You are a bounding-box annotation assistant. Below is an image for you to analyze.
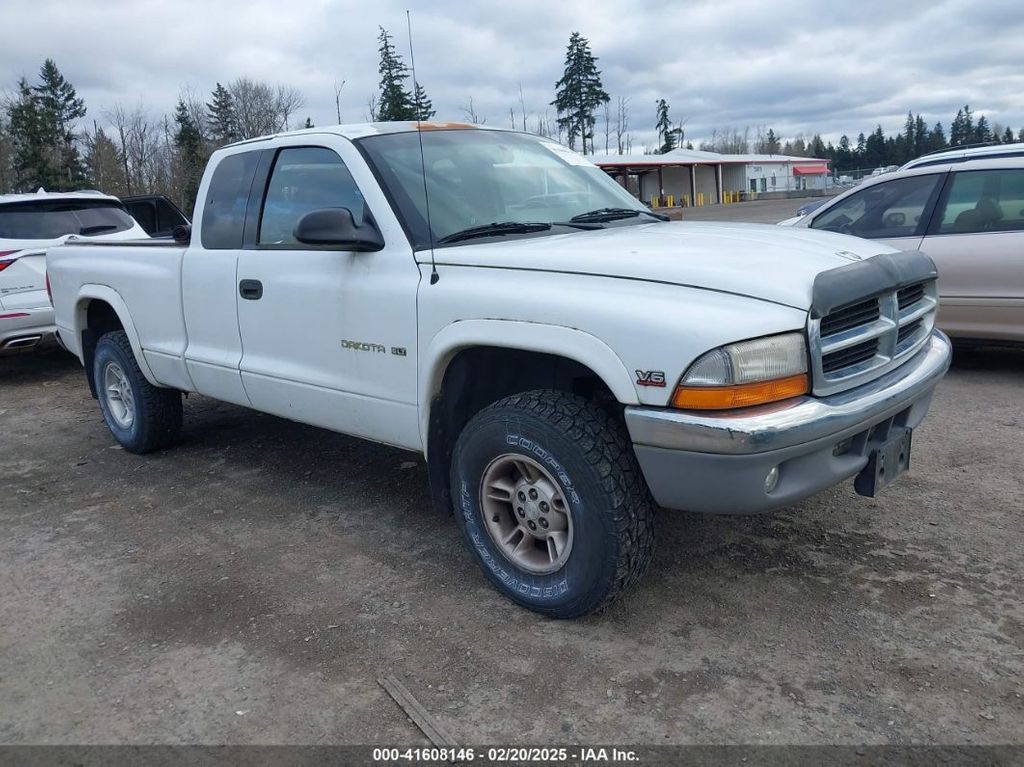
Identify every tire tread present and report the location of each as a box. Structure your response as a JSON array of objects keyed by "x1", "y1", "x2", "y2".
[{"x1": 468, "y1": 389, "x2": 656, "y2": 617}]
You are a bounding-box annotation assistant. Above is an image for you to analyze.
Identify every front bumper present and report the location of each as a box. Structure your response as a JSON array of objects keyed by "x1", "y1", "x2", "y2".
[{"x1": 625, "y1": 330, "x2": 952, "y2": 514}]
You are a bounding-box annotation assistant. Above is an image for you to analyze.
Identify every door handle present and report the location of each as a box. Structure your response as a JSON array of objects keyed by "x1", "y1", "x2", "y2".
[{"x1": 239, "y1": 279, "x2": 263, "y2": 300}]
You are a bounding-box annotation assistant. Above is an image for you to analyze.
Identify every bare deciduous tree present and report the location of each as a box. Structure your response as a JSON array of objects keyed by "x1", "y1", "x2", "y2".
[
  {"x1": 615, "y1": 96, "x2": 631, "y2": 155},
  {"x1": 460, "y1": 96, "x2": 485, "y2": 124},
  {"x1": 334, "y1": 80, "x2": 345, "y2": 124},
  {"x1": 228, "y1": 78, "x2": 305, "y2": 138}
]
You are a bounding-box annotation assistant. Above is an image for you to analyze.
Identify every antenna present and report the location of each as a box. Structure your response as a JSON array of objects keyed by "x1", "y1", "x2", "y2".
[{"x1": 406, "y1": 10, "x2": 438, "y2": 285}]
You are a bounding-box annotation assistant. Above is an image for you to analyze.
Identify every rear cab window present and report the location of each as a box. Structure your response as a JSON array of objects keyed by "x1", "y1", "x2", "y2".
[
  {"x1": 201, "y1": 151, "x2": 260, "y2": 249},
  {"x1": 0, "y1": 200, "x2": 136, "y2": 239}
]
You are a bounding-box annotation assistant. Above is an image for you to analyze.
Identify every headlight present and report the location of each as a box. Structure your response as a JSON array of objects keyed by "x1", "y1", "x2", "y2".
[{"x1": 671, "y1": 332, "x2": 809, "y2": 410}]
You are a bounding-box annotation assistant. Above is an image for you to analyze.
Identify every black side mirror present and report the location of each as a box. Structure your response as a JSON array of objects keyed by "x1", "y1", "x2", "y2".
[{"x1": 293, "y1": 208, "x2": 384, "y2": 251}]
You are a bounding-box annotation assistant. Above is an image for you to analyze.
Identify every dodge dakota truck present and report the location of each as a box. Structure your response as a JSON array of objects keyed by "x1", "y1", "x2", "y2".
[{"x1": 47, "y1": 122, "x2": 952, "y2": 617}]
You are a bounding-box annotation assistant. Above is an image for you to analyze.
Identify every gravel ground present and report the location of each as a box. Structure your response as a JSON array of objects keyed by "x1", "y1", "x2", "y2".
[
  {"x1": 1, "y1": 211, "x2": 1021, "y2": 746},
  {"x1": 666, "y1": 195, "x2": 838, "y2": 224}
]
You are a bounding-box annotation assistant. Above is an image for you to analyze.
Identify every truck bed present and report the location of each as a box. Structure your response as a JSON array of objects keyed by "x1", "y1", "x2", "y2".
[{"x1": 47, "y1": 240, "x2": 189, "y2": 370}]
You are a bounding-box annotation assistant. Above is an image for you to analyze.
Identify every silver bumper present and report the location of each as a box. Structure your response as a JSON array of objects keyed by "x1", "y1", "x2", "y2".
[{"x1": 625, "y1": 330, "x2": 952, "y2": 513}]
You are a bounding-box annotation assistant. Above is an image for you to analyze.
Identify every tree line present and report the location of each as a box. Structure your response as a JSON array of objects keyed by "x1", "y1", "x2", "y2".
[
  {"x1": 3, "y1": 33, "x2": 1022, "y2": 210},
  {"x1": 698, "y1": 106, "x2": 1024, "y2": 173}
]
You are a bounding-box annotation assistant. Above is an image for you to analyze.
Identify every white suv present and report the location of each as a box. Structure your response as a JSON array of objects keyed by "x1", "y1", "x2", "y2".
[{"x1": 0, "y1": 190, "x2": 148, "y2": 354}]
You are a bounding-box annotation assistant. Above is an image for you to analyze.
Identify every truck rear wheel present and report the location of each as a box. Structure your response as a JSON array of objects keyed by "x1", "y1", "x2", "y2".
[
  {"x1": 94, "y1": 330, "x2": 182, "y2": 454},
  {"x1": 450, "y1": 390, "x2": 655, "y2": 618}
]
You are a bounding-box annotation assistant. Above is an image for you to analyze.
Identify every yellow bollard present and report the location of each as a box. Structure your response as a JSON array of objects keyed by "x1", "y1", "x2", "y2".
[
  {"x1": 651, "y1": 195, "x2": 661, "y2": 208},
  {"x1": 697, "y1": 193, "x2": 705, "y2": 206},
  {"x1": 665, "y1": 194, "x2": 675, "y2": 207},
  {"x1": 683, "y1": 194, "x2": 690, "y2": 207}
]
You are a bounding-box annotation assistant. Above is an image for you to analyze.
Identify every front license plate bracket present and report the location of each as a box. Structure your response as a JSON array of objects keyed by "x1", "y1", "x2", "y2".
[{"x1": 854, "y1": 426, "x2": 912, "y2": 497}]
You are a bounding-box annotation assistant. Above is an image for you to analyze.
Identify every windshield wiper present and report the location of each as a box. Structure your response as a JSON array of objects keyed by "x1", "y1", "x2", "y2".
[
  {"x1": 570, "y1": 207, "x2": 670, "y2": 223},
  {"x1": 79, "y1": 224, "x2": 120, "y2": 235},
  {"x1": 436, "y1": 221, "x2": 552, "y2": 244}
]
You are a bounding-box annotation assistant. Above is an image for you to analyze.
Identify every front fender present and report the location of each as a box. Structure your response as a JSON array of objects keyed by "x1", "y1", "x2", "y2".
[{"x1": 420, "y1": 319, "x2": 638, "y2": 449}]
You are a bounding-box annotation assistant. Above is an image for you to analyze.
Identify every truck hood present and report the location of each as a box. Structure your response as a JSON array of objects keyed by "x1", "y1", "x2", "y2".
[{"x1": 423, "y1": 221, "x2": 895, "y2": 310}]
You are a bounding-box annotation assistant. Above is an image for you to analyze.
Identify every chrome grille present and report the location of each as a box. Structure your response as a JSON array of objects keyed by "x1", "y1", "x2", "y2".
[
  {"x1": 819, "y1": 298, "x2": 881, "y2": 337},
  {"x1": 809, "y1": 281, "x2": 937, "y2": 395}
]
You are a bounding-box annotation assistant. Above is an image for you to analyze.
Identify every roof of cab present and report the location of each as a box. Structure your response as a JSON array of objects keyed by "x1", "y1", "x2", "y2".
[{"x1": 225, "y1": 121, "x2": 506, "y2": 148}]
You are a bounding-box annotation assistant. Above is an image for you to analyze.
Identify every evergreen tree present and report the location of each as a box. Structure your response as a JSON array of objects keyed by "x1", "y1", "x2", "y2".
[
  {"x1": 903, "y1": 111, "x2": 915, "y2": 162},
  {"x1": 927, "y1": 123, "x2": 947, "y2": 153},
  {"x1": 376, "y1": 27, "x2": 417, "y2": 121},
  {"x1": 6, "y1": 78, "x2": 48, "y2": 190},
  {"x1": 34, "y1": 58, "x2": 87, "y2": 188},
  {"x1": 654, "y1": 99, "x2": 678, "y2": 154},
  {"x1": 551, "y1": 32, "x2": 609, "y2": 154},
  {"x1": 174, "y1": 98, "x2": 203, "y2": 207},
  {"x1": 759, "y1": 128, "x2": 781, "y2": 155},
  {"x1": 5, "y1": 61, "x2": 88, "y2": 190},
  {"x1": 864, "y1": 126, "x2": 885, "y2": 167},
  {"x1": 950, "y1": 105, "x2": 974, "y2": 146},
  {"x1": 412, "y1": 83, "x2": 435, "y2": 121},
  {"x1": 914, "y1": 114, "x2": 928, "y2": 157},
  {"x1": 1002, "y1": 126, "x2": 1015, "y2": 144},
  {"x1": 974, "y1": 115, "x2": 991, "y2": 143},
  {"x1": 84, "y1": 126, "x2": 125, "y2": 196},
  {"x1": 206, "y1": 83, "x2": 237, "y2": 145}
]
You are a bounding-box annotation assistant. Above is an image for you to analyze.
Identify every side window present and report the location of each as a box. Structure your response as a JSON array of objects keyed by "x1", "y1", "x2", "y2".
[
  {"x1": 156, "y1": 198, "x2": 189, "y2": 231},
  {"x1": 811, "y1": 174, "x2": 941, "y2": 239},
  {"x1": 201, "y1": 151, "x2": 260, "y2": 249},
  {"x1": 258, "y1": 147, "x2": 366, "y2": 246},
  {"x1": 934, "y1": 169, "x2": 1024, "y2": 235}
]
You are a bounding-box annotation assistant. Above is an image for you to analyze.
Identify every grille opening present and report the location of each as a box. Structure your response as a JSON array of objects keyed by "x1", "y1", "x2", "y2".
[
  {"x1": 897, "y1": 283, "x2": 926, "y2": 309},
  {"x1": 822, "y1": 338, "x2": 878, "y2": 374},
  {"x1": 897, "y1": 318, "x2": 924, "y2": 346},
  {"x1": 820, "y1": 298, "x2": 881, "y2": 337}
]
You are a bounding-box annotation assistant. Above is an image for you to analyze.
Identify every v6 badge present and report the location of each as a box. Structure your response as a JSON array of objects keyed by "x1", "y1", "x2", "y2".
[{"x1": 635, "y1": 370, "x2": 666, "y2": 387}]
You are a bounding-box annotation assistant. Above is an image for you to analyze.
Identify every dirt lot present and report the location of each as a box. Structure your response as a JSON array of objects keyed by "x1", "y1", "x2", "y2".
[{"x1": 2, "y1": 206, "x2": 1022, "y2": 746}]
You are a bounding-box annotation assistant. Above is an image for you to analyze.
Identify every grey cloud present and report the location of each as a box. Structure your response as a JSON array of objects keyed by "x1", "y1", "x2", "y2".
[{"x1": 1, "y1": 0, "x2": 1021, "y2": 150}]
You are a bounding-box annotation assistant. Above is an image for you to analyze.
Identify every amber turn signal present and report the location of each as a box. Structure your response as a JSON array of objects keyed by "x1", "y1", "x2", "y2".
[{"x1": 671, "y1": 373, "x2": 809, "y2": 410}]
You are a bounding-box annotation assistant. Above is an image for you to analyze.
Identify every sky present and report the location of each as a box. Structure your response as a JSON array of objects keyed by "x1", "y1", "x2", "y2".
[{"x1": 2, "y1": 0, "x2": 1023, "y2": 152}]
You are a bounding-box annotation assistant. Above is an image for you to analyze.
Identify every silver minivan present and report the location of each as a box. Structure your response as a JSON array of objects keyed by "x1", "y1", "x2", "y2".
[{"x1": 781, "y1": 145, "x2": 1024, "y2": 345}]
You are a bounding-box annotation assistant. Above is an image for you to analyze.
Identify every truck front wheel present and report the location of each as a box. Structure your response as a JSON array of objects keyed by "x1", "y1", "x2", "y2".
[
  {"x1": 94, "y1": 330, "x2": 182, "y2": 454},
  {"x1": 450, "y1": 390, "x2": 655, "y2": 618}
]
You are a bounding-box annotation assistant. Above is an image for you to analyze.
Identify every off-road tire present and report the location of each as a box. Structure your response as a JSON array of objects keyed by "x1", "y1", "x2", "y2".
[
  {"x1": 94, "y1": 330, "x2": 182, "y2": 454},
  {"x1": 450, "y1": 389, "x2": 656, "y2": 618}
]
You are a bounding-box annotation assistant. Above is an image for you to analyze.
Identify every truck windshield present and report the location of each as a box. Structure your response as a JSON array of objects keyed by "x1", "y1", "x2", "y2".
[
  {"x1": 357, "y1": 129, "x2": 652, "y2": 249},
  {"x1": 0, "y1": 200, "x2": 136, "y2": 240}
]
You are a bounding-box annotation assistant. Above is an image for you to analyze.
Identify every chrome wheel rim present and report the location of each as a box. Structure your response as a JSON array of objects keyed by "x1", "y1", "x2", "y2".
[
  {"x1": 103, "y1": 361, "x2": 135, "y2": 429},
  {"x1": 480, "y1": 453, "x2": 574, "y2": 575}
]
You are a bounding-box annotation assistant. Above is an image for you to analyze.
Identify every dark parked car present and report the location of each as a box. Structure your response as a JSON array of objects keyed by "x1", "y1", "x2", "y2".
[{"x1": 120, "y1": 195, "x2": 190, "y2": 238}]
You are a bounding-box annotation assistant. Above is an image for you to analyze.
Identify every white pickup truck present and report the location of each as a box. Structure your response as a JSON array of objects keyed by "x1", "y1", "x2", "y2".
[{"x1": 48, "y1": 122, "x2": 952, "y2": 617}]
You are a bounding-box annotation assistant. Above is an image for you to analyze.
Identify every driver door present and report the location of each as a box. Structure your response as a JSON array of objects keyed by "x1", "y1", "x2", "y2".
[{"x1": 235, "y1": 141, "x2": 421, "y2": 449}]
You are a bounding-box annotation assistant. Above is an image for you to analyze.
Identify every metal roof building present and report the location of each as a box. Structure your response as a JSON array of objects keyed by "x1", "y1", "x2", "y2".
[{"x1": 589, "y1": 149, "x2": 831, "y2": 208}]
